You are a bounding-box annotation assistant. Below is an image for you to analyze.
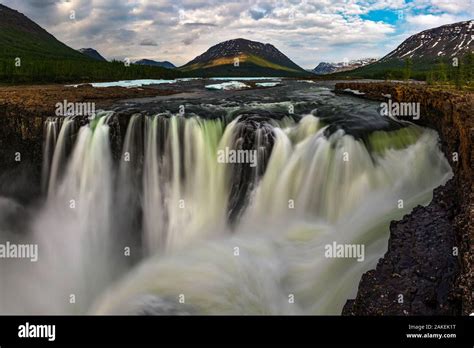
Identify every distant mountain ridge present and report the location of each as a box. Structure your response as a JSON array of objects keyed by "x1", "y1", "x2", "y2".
[
  {"x1": 78, "y1": 48, "x2": 107, "y2": 62},
  {"x1": 313, "y1": 58, "x2": 378, "y2": 75},
  {"x1": 180, "y1": 38, "x2": 308, "y2": 77},
  {"x1": 313, "y1": 62, "x2": 338, "y2": 75},
  {"x1": 135, "y1": 59, "x2": 176, "y2": 69}
]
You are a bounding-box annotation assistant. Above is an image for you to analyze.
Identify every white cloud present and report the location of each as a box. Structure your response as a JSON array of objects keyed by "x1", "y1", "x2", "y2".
[
  {"x1": 406, "y1": 13, "x2": 472, "y2": 32},
  {"x1": 1, "y1": 0, "x2": 472, "y2": 68},
  {"x1": 430, "y1": 0, "x2": 474, "y2": 14}
]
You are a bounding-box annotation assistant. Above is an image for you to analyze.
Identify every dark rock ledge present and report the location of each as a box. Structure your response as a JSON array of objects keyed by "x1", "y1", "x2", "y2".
[
  {"x1": 0, "y1": 85, "x2": 177, "y2": 202},
  {"x1": 336, "y1": 82, "x2": 473, "y2": 315}
]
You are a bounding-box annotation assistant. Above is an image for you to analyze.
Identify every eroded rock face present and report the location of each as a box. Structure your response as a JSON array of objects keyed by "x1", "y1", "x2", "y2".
[
  {"x1": 0, "y1": 106, "x2": 44, "y2": 202},
  {"x1": 0, "y1": 85, "x2": 171, "y2": 202},
  {"x1": 227, "y1": 113, "x2": 276, "y2": 224},
  {"x1": 343, "y1": 180, "x2": 460, "y2": 315},
  {"x1": 336, "y1": 82, "x2": 473, "y2": 315}
]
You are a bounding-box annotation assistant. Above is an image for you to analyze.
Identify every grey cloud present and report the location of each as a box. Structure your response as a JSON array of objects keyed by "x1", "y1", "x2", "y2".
[
  {"x1": 23, "y1": 0, "x2": 60, "y2": 8},
  {"x1": 115, "y1": 29, "x2": 137, "y2": 41},
  {"x1": 288, "y1": 41, "x2": 303, "y2": 48},
  {"x1": 174, "y1": 0, "x2": 226, "y2": 11},
  {"x1": 249, "y1": 8, "x2": 267, "y2": 20},
  {"x1": 183, "y1": 22, "x2": 217, "y2": 27},
  {"x1": 140, "y1": 39, "x2": 158, "y2": 46},
  {"x1": 182, "y1": 33, "x2": 201, "y2": 45},
  {"x1": 248, "y1": 2, "x2": 275, "y2": 20}
]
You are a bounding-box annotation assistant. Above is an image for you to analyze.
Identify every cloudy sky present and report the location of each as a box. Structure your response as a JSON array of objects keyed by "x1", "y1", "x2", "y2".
[{"x1": 2, "y1": 0, "x2": 473, "y2": 68}]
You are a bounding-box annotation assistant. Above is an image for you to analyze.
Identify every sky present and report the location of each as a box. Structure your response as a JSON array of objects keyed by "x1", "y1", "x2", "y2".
[{"x1": 1, "y1": 0, "x2": 473, "y2": 68}]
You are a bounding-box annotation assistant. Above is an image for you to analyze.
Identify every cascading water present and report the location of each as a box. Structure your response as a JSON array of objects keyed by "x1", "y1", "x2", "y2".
[
  {"x1": 0, "y1": 106, "x2": 452, "y2": 315},
  {"x1": 41, "y1": 117, "x2": 59, "y2": 193},
  {"x1": 90, "y1": 115, "x2": 451, "y2": 315},
  {"x1": 142, "y1": 115, "x2": 231, "y2": 253},
  {"x1": 47, "y1": 116, "x2": 76, "y2": 197},
  {"x1": 1, "y1": 112, "x2": 117, "y2": 313}
]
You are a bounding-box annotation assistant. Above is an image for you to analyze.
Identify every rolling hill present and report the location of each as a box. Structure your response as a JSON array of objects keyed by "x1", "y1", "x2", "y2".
[{"x1": 180, "y1": 38, "x2": 309, "y2": 77}]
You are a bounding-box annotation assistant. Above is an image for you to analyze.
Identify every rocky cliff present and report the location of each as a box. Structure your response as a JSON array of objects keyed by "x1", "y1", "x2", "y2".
[
  {"x1": 0, "y1": 85, "x2": 176, "y2": 202},
  {"x1": 336, "y1": 82, "x2": 473, "y2": 315}
]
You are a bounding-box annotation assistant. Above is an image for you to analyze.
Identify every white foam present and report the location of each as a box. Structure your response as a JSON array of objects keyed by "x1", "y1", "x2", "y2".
[
  {"x1": 255, "y1": 82, "x2": 281, "y2": 87},
  {"x1": 69, "y1": 79, "x2": 177, "y2": 88},
  {"x1": 205, "y1": 81, "x2": 250, "y2": 90},
  {"x1": 343, "y1": 88, "x2": 365, "y2": 96},
  {"x1": 209, "y1": 77, "x2": 282, "y2": 81}
]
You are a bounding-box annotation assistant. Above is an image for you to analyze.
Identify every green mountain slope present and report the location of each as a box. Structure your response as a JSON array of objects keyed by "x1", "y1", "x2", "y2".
[
  {"x1": 180, "y1": 38, "x2": 309, "y2": 77},
  {"x1": 0, "y1": 4, "x2": 181, "y2": 83},
  {"x1": 0, "y1": 5, "x2": 90, "y2": 61}
]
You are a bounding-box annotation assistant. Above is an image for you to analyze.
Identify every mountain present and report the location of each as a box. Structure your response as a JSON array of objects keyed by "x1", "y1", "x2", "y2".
[
  {"x1": 180, "y1": 38, "x2": 308, "y2": 77},
  {"x1": 382, "y1": 20, "x2": 473, "y2": 61},
  {"x1": 313, "y1": 58, "x2": 378, "y2": 75},
  {"x1": 0, "y1": 4, "x2": 180, "y2": 83},
  {"x1": 78, "y1": 48, "x2": 107, "y2": 62},
  {"x1": 0, "y1": 4, "x2": 90, "y2": 61},
  {"x1": 339, "y1": 20, "x2": 474, "y2": 79},
  {"x1": 135, "y1": 59, "x2": 176, "y2": 69},
  {"x1": 313, "y1": 62, "x2": 338, "y2": 75}
]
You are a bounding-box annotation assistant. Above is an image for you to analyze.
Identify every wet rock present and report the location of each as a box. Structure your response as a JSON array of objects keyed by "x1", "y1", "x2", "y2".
[
  {"x1": 227, "y1": 113, "x2": 276, "y2": 224},
  {"x1": 0, "y1": 85, "x2": 176, "y2": 201},
  {"x1": 337, "y1": 82, "x2": 473, "y2": 315},
  {"x1": 0, "y1": 196, "x2": 28, "y2": 234}
]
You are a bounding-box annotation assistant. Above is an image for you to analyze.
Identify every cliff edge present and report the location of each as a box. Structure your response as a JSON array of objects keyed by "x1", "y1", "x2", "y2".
[{"x1": 336, "y1": 82, "x2": 473, "y2": 315}]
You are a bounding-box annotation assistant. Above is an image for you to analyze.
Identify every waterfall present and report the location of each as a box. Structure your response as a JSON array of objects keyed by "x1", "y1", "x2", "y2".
[
  {"x1": 142, "y1": 115, "x2": 231, "y2": 253},
  {"x1": 41, "y1": 117, "x2": 59, "y2": 193},
  {"x1": 115, "y1": 114, "x2": 145, "y2": 263},
  {"x1": 0, "y1": 111, "x2": 452, "y2": 315},
  {"x1": 47, "y1": 116, "x2": 76, "y2": 197},
  {"x1": 2, "y1": 112, "x2": 117, "y2": 314},
  {"x1": 90, "y1": 115, "x2": 452, "y2": 315}
]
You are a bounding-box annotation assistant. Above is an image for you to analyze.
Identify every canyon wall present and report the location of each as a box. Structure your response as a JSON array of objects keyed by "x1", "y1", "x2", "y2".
[
  {"x1": 336, "y1": 82, "x2": 473, "y2": 315},
  {"x1": 0, "y1": 105, "x2": 45, "y2": 202},
  {"x1": 0, "y1": 85, "x2": 158, "y2": 202}
]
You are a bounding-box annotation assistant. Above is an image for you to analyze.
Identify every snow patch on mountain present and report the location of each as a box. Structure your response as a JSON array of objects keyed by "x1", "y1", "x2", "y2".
[
  {"x1": 381, "y1": 20, "x2": 474, "y2": 61},
  {"x1": 312, "y1": 58, "x2": 378, "y2": 75}
]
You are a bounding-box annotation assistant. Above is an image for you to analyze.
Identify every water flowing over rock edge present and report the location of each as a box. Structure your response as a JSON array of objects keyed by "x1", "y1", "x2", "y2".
[
  {"x1": 0, "y1": 82, "x2": 470, "y2": 315},
  {"x1": 335, "y1": 82, "x2": 473, "y2": 315}
]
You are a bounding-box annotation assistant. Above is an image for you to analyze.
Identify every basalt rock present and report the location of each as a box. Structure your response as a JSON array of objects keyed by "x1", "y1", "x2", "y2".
[
  {"x1": 0, "y1": 85, "x2": 152, "y2": 201},
  {"x1": 227, "y1": 113, "x2": 276, "y2": 224},
  {"x1": 336, "y1": 82, "x2": 473, "y2": 315},
  {"x1": 0, "y1": 106, "x2": 45, "y2": 203}
]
